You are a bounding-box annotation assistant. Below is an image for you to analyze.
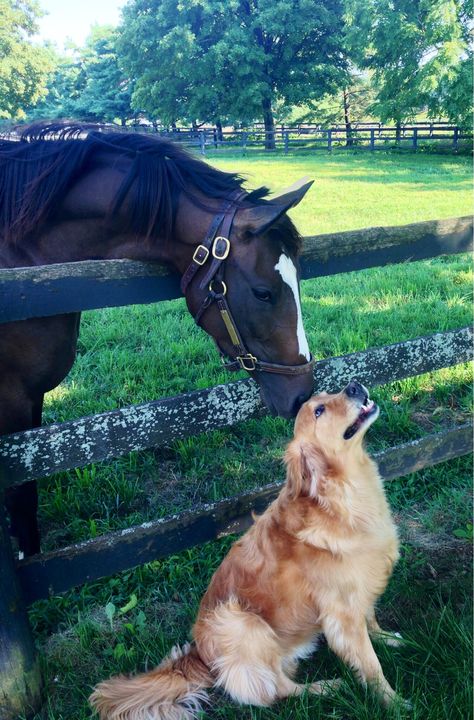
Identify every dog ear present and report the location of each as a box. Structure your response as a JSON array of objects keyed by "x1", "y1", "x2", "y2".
[{"x1": 284, "y1": 440, "x2": 326, "y2": 500}]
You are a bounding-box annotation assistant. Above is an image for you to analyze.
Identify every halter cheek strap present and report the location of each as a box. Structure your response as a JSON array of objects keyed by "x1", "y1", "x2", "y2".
[{"x1": 181, "y1": 193, "x2": 315, "y2": 376}]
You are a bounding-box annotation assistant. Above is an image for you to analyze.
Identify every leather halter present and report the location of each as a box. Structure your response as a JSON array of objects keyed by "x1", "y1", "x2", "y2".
[{"x1": 181, "y1": 192, "x2": 315, "y2": 376}]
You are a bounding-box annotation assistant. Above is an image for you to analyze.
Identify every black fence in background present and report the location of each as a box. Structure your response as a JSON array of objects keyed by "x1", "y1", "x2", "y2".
[{"x1": 129, "y1": 121, "x2": 472, "y2": 154}]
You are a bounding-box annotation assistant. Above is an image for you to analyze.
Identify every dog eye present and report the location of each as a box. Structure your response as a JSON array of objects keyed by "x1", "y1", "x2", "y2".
[
  {"x1": 252, "y1": 288, "x2": 272, "y2": 302},
  {"x1": 314, "y1": 405, "x2": 325, "y2": 418}
]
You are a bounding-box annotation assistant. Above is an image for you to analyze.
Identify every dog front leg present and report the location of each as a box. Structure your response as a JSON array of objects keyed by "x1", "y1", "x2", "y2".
[
  {"x1": 322, "y1": 614, "x2": 409, "y2": 708},
  {"x1": 366, "y1": 607, "x2": 404, "y2": 647}
]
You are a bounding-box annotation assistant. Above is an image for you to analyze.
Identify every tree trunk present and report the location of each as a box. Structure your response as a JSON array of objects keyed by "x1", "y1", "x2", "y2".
[
  {"x1": 396, "y1": 121, "x2": 402, "y2": 144},
  {"x1": 343, "y1": 88, "x2": 353, "y2": 147},
  {"x1": 262, "y1": 97, "x2": 276, "y2": 150},
  {"x1": 216, "y1": 119, "x2": 224, "y2": 142}
]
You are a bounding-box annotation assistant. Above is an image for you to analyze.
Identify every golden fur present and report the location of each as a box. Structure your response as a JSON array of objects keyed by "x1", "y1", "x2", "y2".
[{"x1": 90, "y1": 384, "x2": 408, "y2": 718}]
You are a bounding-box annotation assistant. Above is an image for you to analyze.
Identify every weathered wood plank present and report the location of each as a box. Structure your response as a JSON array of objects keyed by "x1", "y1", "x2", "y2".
[
  {"x1": 0, "y1": 326, "x2": 471, "y2": 485},
  {"x1": 0, "y1": 260, "x2": 182, "y2": 323},
  {"x1": 300, "y1": 216, "x2": 472, "y2": 279},
  {"x1": 16, "y1": 422, "x2": 473, "y2": 605},
  {"x1": 1, "y1": 216, "x2": 471, "y2": 322}
]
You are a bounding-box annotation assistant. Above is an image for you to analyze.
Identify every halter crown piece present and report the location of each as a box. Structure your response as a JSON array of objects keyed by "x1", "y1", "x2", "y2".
[{"x1": 181, "y1": 191, "x2": 315, "y2": 376}]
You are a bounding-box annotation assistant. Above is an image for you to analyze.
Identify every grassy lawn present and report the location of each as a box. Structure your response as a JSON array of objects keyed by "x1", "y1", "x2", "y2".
[{"x1": 24, "y1": 150, "x2": 472, "y2": 719}]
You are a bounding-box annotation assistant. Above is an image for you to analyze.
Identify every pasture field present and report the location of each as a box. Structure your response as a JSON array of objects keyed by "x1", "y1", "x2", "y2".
[{"x1": 25, "y1": 151, "x2": 472, "y2": 719}]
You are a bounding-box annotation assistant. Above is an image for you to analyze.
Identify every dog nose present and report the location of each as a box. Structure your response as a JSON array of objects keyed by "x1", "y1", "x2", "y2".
[{"x1": 344, "y1": 380, "x2": 365, "y2": 400}]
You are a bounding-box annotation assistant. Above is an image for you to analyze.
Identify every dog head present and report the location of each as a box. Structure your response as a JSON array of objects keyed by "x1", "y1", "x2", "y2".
[{"x1": 284, "y1": 380, "x2": 379, "y2": 500}]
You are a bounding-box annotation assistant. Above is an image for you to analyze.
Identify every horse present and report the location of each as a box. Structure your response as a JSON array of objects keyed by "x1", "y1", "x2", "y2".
[{"x1": 0, "y1": 122, "x2": 314, "y2": 557}]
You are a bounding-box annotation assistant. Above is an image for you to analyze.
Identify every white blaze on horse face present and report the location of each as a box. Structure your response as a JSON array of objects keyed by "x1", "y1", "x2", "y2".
[{"x1": 274, "y1": 254, "x2": 311, "y2": 361}]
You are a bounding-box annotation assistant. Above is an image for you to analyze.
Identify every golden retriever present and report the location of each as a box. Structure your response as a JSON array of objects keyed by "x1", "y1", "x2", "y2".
[{"x1": 90, "y1": 380, "x2": 408, "y2": 719}]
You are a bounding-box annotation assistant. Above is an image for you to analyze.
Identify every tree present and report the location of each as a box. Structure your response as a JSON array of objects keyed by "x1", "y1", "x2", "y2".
[
  {"x1": 119, "y1": 0, "x2": 347, "y2": 148},
  {"x1": 0, "y1": 0, "x2": 54, "y2": 119},
  {"x1": 73, "y1": 26, "x2": 134, "y2": 125},
  {"x1": 27, "y1": 26, "x2": 134, "y2": 125},
  {"x1": 344, "y1": 0, "x2": 473, "y2": 129},
  {"x1": 286, "y1": 70, "x2": 376, "y2": 141}
]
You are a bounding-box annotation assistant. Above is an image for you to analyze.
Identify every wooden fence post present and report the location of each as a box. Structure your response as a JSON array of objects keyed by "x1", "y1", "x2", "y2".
[
  {"x1": 199, "y1": 131, "x2": 206, "y2": 156},
  {"x1": 370, "y1": 128, "x2": 375, "y2": 151},
  {"x1": 327, "y1": 129, "x2": 332, "y2": 152},
  {"x1": 413, "y1": 127, "x2": 418, "y2": 150},
  {"x1": 0, "y1": 490, "x2": 42, "y2": 719},
  {"x1": 284, "y1": 131, "x2": 289, "y2": 155},
  {"x1": 453, "y1": 127, "x2": 459, "y2": 151}
]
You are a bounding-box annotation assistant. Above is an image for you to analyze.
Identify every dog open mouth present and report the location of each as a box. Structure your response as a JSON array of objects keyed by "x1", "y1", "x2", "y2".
[{"x1": 343, "y1": 395, "x2": 378, "y2": 440}]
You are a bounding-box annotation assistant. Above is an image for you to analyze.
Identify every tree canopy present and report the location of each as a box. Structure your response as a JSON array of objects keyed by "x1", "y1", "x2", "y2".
[
  {"x1": 344, "y1": 0, "x2": 473, "y2": 127},
  {"x1": 28, "y1": 26, "x2": 134, "y2": 125},
  {"x1": 0, "y1": 0, "x2": 54, "y2": 119},
  {"x1": 4, "y1": 0, "x2": 472, "y2": 133},
  {"x1": 119, "y1": 0, "x2": 348, "y2": 145}
]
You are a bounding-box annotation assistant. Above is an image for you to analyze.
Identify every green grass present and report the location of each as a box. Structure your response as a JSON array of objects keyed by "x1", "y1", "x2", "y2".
[
  {"x1": 23, "y1": 151, "x2": 473, "y2": 719},
  {"x1": 207, "y1": 150, "x2": 472, "y2": 233}
]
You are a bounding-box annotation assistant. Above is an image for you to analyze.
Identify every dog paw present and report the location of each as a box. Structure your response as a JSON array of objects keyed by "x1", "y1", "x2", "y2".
[
  {"x1": 374, "y1": 630, "x2": 404, "y2": 647},
  {"x1": 384, "y1": 631, "x2": 404, "y2": 647},
  {"x1": 397, "y1": 696, "x2": 413, "y2": 711},
  {"x1": 309, "y1": 678, "x2": 342, "y2": 695}
]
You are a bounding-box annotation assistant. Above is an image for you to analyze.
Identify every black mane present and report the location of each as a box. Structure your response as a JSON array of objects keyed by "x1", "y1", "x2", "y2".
[{"x1": 0, "y1": 122, "x2": 270, "y2": 245}]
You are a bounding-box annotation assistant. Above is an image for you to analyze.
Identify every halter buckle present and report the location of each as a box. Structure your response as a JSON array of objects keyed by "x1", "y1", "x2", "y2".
[
  {"x1": 237, "y1": 354, "x2": 258, "y2": 371},
  {"x1": 212, "y1": 236, "x2": 230, "y2": 260},
  {"x1": 193, "y1": 245, "x2": 210, "y2": 266}
]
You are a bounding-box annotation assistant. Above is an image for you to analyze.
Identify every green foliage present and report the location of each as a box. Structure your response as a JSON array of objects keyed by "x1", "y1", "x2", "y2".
[
  {"x1": 286, "y1": 71, "x2": 376, "y2": 128},
  {"x1": 27, "y1": 25, "x2": 133, "y2": 125},
  {"x1": 0, "y1": 0, "x2": 54, "y2": 119},
  {"x1": 118, "y1": 0, "x2": 348, "y2": 133},
  {"x1": 344, "y1": 0, "x2": 473, "y2": 127},
  {"x1": 74, "y1": 26, "x2": 134, "y2": 125}
]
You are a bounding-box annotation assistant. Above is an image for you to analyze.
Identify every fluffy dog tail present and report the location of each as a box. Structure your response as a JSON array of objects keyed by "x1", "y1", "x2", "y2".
[{"x1": 89, "y1": 643, "x2": 213, "y2": 720}]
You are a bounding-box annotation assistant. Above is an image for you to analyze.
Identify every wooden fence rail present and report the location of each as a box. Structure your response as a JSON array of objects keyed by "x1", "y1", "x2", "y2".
[
  {"x1": 1, "y1": 216, "x2": 471, "y2": 323},
  {"x1": 155, "y1": 125, "x2": 473, "y2": 154},
  {"x1": 16, "y1": 422, "x2": 473, "y2": 605},
  {"x1": 0, "y1": 214, "x2": 472, "y2": 718},
  {"x1": 0, "y1": 326, "x2": 471, "y2": 484}
]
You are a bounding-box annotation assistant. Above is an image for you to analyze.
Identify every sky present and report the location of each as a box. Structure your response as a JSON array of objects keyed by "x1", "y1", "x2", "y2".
[{"x1": 34, "y1": 0, "x2": 126, "y2": 50}]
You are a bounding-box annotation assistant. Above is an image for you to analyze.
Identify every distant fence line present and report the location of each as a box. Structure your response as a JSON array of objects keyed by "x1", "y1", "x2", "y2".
[{"x1": 129, "y1": 121, "x2": 472, "y2": 154}]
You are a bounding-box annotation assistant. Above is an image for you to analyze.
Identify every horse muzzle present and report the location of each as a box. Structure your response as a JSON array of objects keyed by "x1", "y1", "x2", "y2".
[{"x1": 256, "y1": 366, "x2": 314, "y2": 419}]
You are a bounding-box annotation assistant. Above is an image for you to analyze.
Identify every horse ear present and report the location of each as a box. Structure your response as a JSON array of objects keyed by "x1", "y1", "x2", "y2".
[
  {"x1": 243, "y1": 177, "x2": 314, "y2": 236},
  {"x1": 284, "y1": 440, "x2": 325, "y2": 500}
]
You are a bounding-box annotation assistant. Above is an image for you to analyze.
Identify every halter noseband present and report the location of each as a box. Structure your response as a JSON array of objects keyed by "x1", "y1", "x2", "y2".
[{"x1": 180, "y1": 192, "x2": 315, "y2": 376}]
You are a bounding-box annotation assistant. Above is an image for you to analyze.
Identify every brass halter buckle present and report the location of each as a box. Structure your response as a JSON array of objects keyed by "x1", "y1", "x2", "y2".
[
  {"x1": 237, "y1": 354, "x2": 258, "y2": 371},
  {"x1": 192, "y1": 245, "x2": 210, "y2": 266},
  {"x1": 212, "y1": 236, "x2": 230, "y2": 260}
]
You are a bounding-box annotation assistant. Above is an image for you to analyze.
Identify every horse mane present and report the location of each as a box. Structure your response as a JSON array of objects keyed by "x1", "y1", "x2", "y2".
[{"x1": 0, "y1": 121, "x2": 272, "y2": 246}]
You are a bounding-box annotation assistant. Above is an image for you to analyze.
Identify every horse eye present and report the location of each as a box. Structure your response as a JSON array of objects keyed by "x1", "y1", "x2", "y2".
[
  {"x1": 314, "y1": 405, "x2": 325, "y2": 418},
  {"x1": 252, "y1": 288, "x2": 272, "y2": 302}
]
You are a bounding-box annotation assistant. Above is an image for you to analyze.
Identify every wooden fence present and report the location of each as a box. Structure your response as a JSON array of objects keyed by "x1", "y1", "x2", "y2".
[
  {"x1": 150, "y1": 122, "x2": 472, "y2": 154},
  {"x1": 0, "y1": 215, "x2": 472, "y2": 717}
]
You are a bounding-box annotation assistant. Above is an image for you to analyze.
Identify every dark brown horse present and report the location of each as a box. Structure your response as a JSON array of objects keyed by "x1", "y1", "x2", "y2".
[{"x1": 0, "y1": 123, "x2": 314, "y2": 557}]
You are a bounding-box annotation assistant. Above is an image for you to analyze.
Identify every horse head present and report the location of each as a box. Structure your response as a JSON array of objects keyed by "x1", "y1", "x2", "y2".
[{"x1": 180, "y1": 178, "x2": 314, "y2": 418}]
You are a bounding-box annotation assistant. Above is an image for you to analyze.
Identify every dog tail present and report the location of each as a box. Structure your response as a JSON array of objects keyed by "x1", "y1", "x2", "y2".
[{"x1": 89, "y1": 642, "x2": 213, "y2": 720}]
